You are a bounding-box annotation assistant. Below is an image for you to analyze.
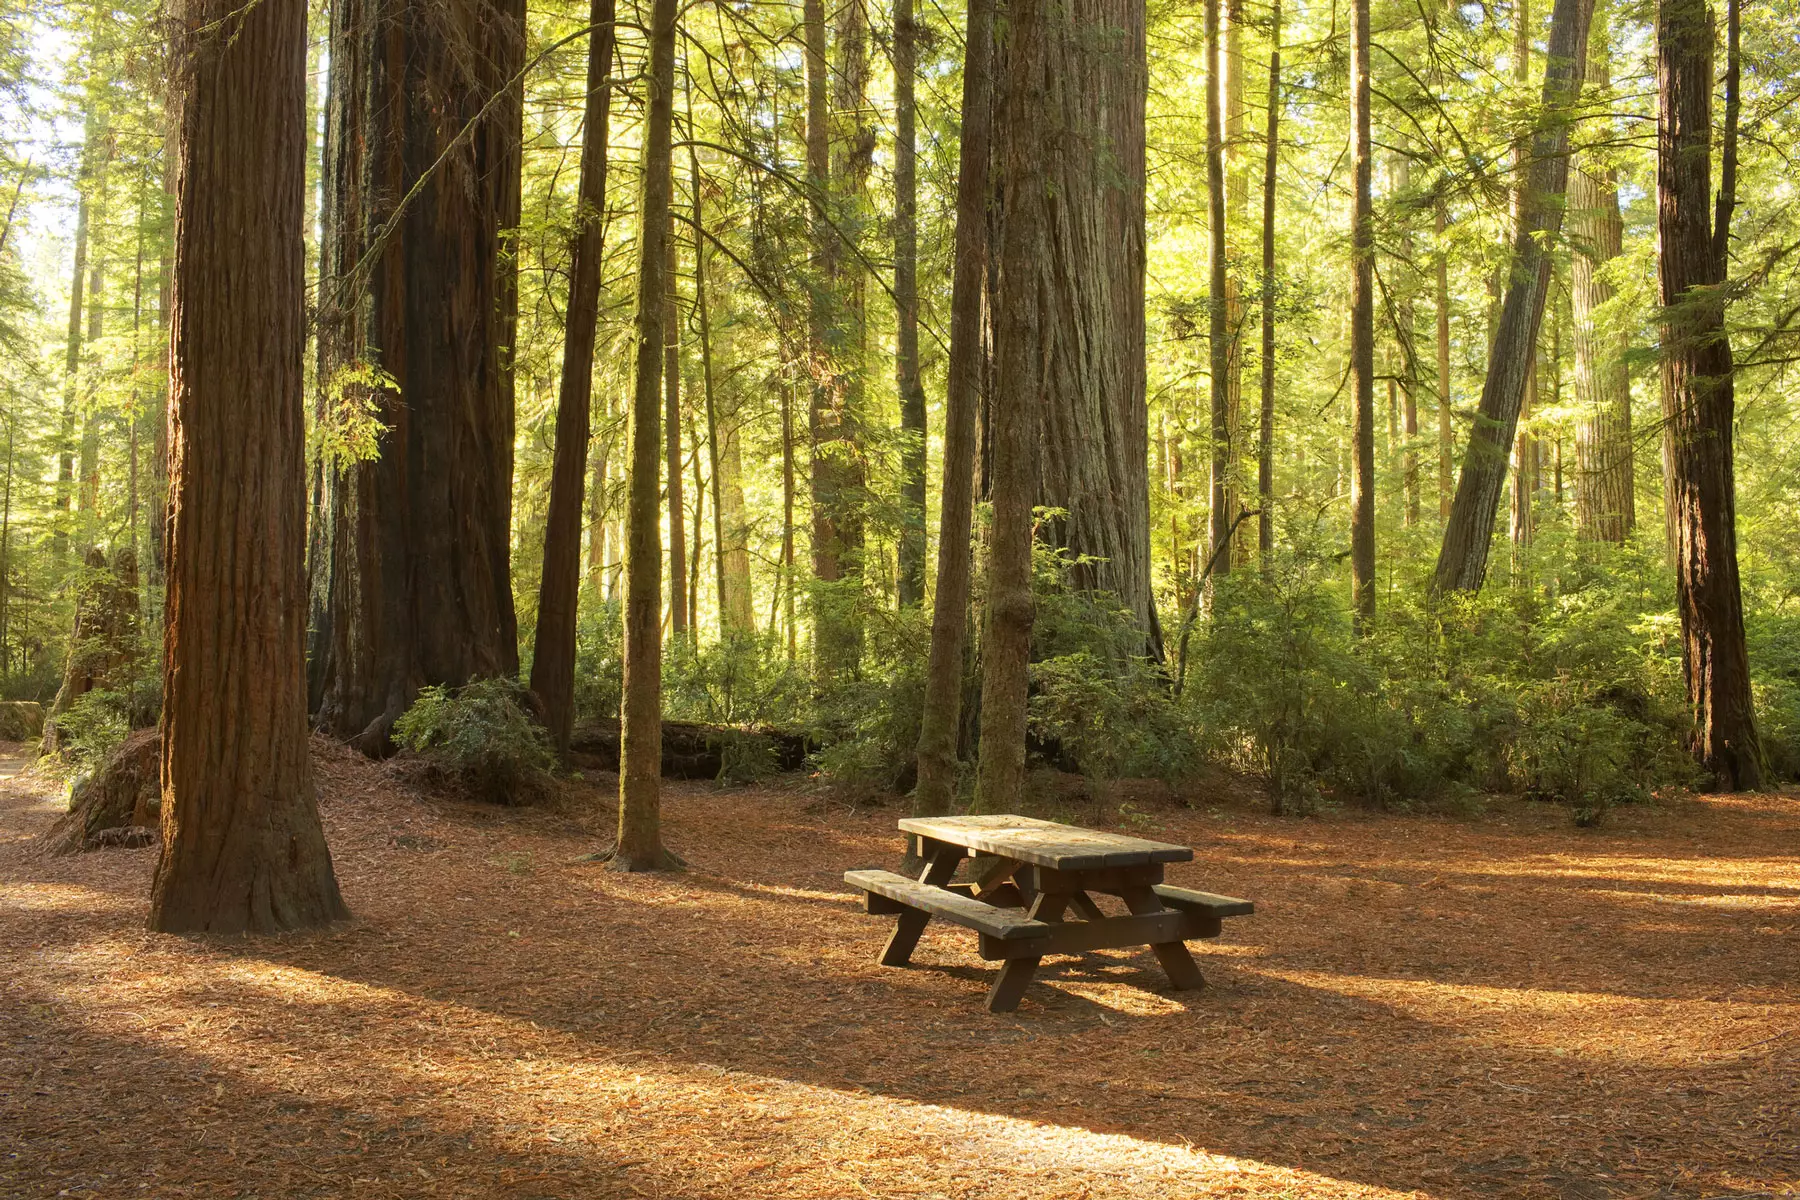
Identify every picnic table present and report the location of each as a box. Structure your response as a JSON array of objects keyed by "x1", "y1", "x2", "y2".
[{"x1": 845, "y1": 814, "x2": 1254, "y2": 1012}]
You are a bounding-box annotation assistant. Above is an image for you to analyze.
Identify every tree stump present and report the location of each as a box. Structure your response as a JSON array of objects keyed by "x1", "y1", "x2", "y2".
[{"x1": 43, "y1": 728, "x2": 161, "y2": 854}]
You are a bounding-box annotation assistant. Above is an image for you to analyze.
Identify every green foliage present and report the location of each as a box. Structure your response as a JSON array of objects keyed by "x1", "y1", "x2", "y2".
[
  {"x1": 392, "y1": 678, "x2": 555, "y2": 804},
  {"x1": 312, "y1": 361, "x2": 395, "y2": 471},
  {"x1": 664, "y1": 628, "x2": 808, "y2": 727},
  {"x1": 808, "y1": 605, "x2": 931, "y2": 791},
  {"x1": 54, "y1": 687, "x2": 130, "y2": 765},
  {"x1": 572, "y1": 598, "x2": 624, "y2": 724}
]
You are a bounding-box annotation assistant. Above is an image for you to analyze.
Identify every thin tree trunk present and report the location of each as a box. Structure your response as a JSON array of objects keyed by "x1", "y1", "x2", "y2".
[
  {"x1": 1257, "y1": 0, "x2": 1280, "y2": 563},
  {"x1": 1206, "y1": 0, "x2": 1231, "y2": 582},
  {"x1": 58, "y1": 183, "x2": 89, "y2": 563},
  {"x1": 1349, "y1": 0, "x2": 1375, "y2": 627},
  {"x1": 684, "y1": 122, "x2": 733, "y2": 635},
  {"x1": 1223, "y1": 0, "x2": 1249, "y2": 565},
  {"x1": 894, "y1": 0, "x2": 927, "y2": 608},
  {"x1": 1432, "y1": 0, "x2": 1595, "y2": 594},
  {"x1": 663, "y1": 227, "x2": 686, "y2": 638},
  {"x1": 1437, "y1": 199, "x2": 1453, "y2": 521},
  {"x1": 150, "y1": 0, "x2": 347, "y2": 932},
  {"x1": 78, "y1": 259, "x2": 102, "y2": 544},
  {"x1": 912, "y1": 0, "x2": 993, "y2": 817},
  {"x1": 781, "y1": 377, "x2": 797, "y2": 658},
  {"x1": 530, "y1": 0, "x2": 616, "y2": 754},
  {"x1": 974, "y1": 0, "x2": 1048, "y2": 816},
  {"x1": 1657, "y1": 0, "x2": 1760, "y2": 790},
  {"x1": 614, "y1": 0, "x2": 681, "y2": 869}
]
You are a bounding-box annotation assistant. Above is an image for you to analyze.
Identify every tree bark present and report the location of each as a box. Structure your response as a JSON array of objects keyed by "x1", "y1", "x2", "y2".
[
  {"x1": 1432, "y1": 0, "x2": 1594, "y2": 594},
  {"x1": 975, "y1": 0, "x2": 1049, "y2": 816},
  {"x1": 1570, "y1": 15, "x2": 1632, "y2": 544},
  {"x1": 318, "y1": 0, "x2": 526, "y2": 752},
  {"x1": 1657, "y1": 0, "x2": 1761, "y2": 790},
  {"x1": 57, "y1": 172, "x2": 89, "y2": 564},
  {"x1": 1029, "y1": 0, "x2": 1160, "y2": 658},
  {"x1": 530, "y1": 0, "x2": 616, "y2": 755},
  {"x1": 894, "y1": 0, "x2": 927, "y2": 608},
  {"x1": 1257, "y1": 0, "x2": 1280, "y2": 562},
  {"x1": 150, "y1": 0, "x2": 347, "y2": 932},
  {"x1": 1349, "y1": 0, "x2": 1375, "y2": 627},
  {"x1": 613, "y1": 0, "x2": 681, "y2": 869},
  {"x1": 912, "y1": 0, "x2": 994, "y2": 817}
]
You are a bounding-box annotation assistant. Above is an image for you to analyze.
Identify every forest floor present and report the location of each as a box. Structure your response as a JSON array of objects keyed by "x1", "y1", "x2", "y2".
[{"x1": 0, "y1": 741, "x2": 1796, "y2": 1200}]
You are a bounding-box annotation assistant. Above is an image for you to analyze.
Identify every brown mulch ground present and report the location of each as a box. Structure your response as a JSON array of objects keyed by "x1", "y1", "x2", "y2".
[{"x1": 1, "y1": 739, "x2": 1796, "y2": 1200}]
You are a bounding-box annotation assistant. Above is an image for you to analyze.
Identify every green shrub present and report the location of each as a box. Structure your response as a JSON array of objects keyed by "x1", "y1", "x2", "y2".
[
  {"x1": 392, "y1": 678, "x2": 555, "y2": 804},
  {"x1": 55, "y1": 688, "x2": 132, "y2": 766},
  {"x1": 1030, "y1": 650, "x2": 1198, "y2": 782},
  {"x1": 572, "y1": 599, "x2": 624, "y2": 723},
  {"x1": 665, "y1": 628, "x2": 809, "y2": 727},
  {"x1": 808, "y1": 605, "x2": 931, "y2": 792}
]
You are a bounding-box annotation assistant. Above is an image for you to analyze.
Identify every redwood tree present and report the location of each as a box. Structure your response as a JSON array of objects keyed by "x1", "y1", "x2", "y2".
[
  {"x1": 316, "y1": 0, "x2": 526, "y2": 753},
  {"x1": 1348, "y1": 0, "x2": 1375, "y2": 626},
  {"x1": 150, "y1": 0, "x2": 347, "y2": 933},
  {"x1": 530, "y1": 0, "x2": 617, "y2": 756},
  {"x1": 1657, "y1": 0, "x2": 1761, "y2": 789},
  {"x1": 1433, "y1": 0, "x2": 1594, "y2": 594}
]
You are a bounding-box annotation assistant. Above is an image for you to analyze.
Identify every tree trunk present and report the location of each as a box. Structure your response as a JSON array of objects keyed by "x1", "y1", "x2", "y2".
[
  {"x1": 1257, "y1": 0, "x2": 1280, "y2": 562},
  {"x1": 318, "y1": 0, "x2": 526, "y2": 753},
  {"x1": 1206, "y1": 0, "x2": 1231, "y2": 583},
  {"x1": 663, "y1": 228, "x2": 687, "y2": 638},
  {"x1": 78, "y1": 259, "x2": 102, "y2": 545},
  {"x1": 57, "y1": 177, "x2": 89, "y2": 563},
  {"x1": 912, "y1": 0, "x2": 994, "y2": 817},
  {"x1": 1223, "y1": 0, "x2": 1251, "y2": 566},
  {"x1": 1349, "y1": 0, "x2": 1375, "y2": 627},
  {"x1": 530, "y1": 0, "x2": 616, "y2": 755},
  {"x1": 613, "y1": 0, "x2": 681, "y2": 869},
  {"x1": 975, "y1": 0, "x2": 1049, "y2": 816},
  {"x1": 1657, "y1": 0, "x2": 1761, "y2": 790},
  {"x1": 1436, "y1": 199, "x2": 1453, "y2": 522},
  {"x1": 150, "y1": 0, "x2": 347, "y2": 932},
  {"x1": 1432, "y1": 0, "x2": 1595, "y2": 594},
  {"x1": 1029, "y1": 0, "x2": 1160, "y2": 658},
  {"x1": 894, "y1": 0, "x2": 927, "y2": 608}
]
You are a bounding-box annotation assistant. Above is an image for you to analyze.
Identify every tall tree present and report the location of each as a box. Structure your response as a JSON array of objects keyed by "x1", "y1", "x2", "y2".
[
  {"x1": 912, "y1": 0, "x2": 994, "y2": 817},
  {"x1": 317, "y1": 0, "x2": 526, "y2": 752},
  {"x1": 530, "y1": 0, "x2": 617, "y2": 755},
  {"x1": 1570, "y1": 4, "x2": 1632, "y2": 543},
  {"x1": 1257, "y1": 0, "x2": 1281, "y2": 561},
  {"x1": 1348, "y1": 0, "x2": 1375, "y2": 626},
  {"x1": 1657, "y1": 0, "x2": 1761, "y2": 789},
  {"x1": 612, "y1": 0, "x2": 682, "y2": 870},
  {"x1": 1432, "y1": 0, "x2": 1595, "y2": 594},
  {"x1": 975, "y1": 0, "x2": 1048, "y2": 816},
  {"x1": 1206, "y1": 0, "x2": 1230, "y2": 581},
  {"x1": 894, "y1": 0, "x2": 926, "y2": 608},
  {"x1": 664, "y1": 229, "x2": 687, "y2": 637},
  {"x1": 1435, "y1": 198, "x2": 1453, "y2": 521},
  {"x1": 150, "y1": 0, "x2": 347, "y2": 932},
  {"x1": 1031, "y1": 0, "x2": 1159, "y2": 657}
]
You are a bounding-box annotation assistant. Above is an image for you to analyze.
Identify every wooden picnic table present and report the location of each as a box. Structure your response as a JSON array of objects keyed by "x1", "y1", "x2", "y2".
[{"x1": 845, "y1": 814, "x2": 1253, "y2": 1012}]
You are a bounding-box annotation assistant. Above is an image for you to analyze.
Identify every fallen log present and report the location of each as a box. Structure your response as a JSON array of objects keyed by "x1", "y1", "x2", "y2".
[{"x1": 569, "y1": 719, "x2": 811, "y2": 781}]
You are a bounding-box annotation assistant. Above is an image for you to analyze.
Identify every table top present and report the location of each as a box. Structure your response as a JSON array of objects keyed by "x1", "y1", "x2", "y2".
[{"x1": 897, "y1": 814, "x2": 1194, "y2": 871}]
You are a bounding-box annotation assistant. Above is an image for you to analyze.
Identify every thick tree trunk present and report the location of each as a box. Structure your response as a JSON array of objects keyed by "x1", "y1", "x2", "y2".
[
  {"x1": 894, "y1": 0, "x2": 927, "y2": 608},
  {"x1": 975, "y1": 0, "x2": 1049, "y2": 816},
  {"x1": 318, "y1": 0, "x2": 525, "y2": 753},
  {"x1": 1257, "y1": 0, "x2": 1280, "y2": 562},
  {"x1": 1206, "y1": 0, "x2": 1231, "y2": 582},
  {"x1": 1657, "y1": 0, "x2": 1761, "y2": 790},
  {"x1": 530, "y1": 0, "x2": 616, "y2": 755},
  {"x1": 150, "y1": 0, "x2": 346, "y2": 933},
  {"x1": 1348, "y1": 0, "x2": 1375, "y2": 627},
  {"x1": 1432, "y1": 0, "x2": 1594, "y2": 594},
  {"x1": 663, "y1": 229, "x2": 687, "y2": 637},
  {"x1": 1028, "y1": 0, "x2": 1160, "y2": 658},
  {"x1": 1571, "y1": 16, "x2": 1633, "y2": 545},
  {"x1": 912, "y1": 0, "x2": 994, "y2": 817},
  {"x1": 613, "y1": 0, "x2": 680, "y2": 869}
]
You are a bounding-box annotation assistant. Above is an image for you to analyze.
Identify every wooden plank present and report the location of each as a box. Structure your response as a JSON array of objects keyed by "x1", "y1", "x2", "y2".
[
  {"x1": 880, "y1": 909, "x2": 931, "y2": 967},
  {"x1": 1026, "y1": 863, "x2": 1166, "y2": 893},
  {"x1": 975, "y1": 910, "x2": 1196, "y2": 960},
  {"x1": 1152, "y1": 885, "x2": 1255, "y2": 918},
  {"x1": 1121, "y1": 885, "x2": 1206, "y2": 990},
  {"x1": 845, "y1": 870, "x2": 1053, "y2": 941},
  {"x1": 897, "y1": 814, "x2": 1194, "y2": 870}
]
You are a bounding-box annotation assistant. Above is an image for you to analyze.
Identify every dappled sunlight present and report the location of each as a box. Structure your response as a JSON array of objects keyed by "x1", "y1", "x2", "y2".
[{"x1": 0, "y1": 880, "x2": 137, "y2": 917}]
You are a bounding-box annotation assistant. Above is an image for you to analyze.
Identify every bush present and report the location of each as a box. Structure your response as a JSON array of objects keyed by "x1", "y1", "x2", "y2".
[
  {"x1": 572, "y1": 599, "x2": 624, "y2": 724},
  {"x1": 808, "y1": 605, "x2": 931, "y2": 792},
  {"x1": 54, "y1": 688, "x2": 132, "y2": 766},
  {"x1": 392, "y1": 678, "x2": 555, "y2": 803},
  {"x1": 665, "y1": 628, "x2": 809, "y2": 727}
]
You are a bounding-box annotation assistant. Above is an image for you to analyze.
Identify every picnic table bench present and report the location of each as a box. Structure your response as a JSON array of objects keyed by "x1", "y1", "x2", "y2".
[{"x1": 845, "y1": 814, "x2": 1253, "y2": 1012}]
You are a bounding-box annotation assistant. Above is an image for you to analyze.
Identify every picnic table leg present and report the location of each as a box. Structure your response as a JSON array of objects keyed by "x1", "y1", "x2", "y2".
[
  {"x1": 1119, "y1": 886, "x2": 1206, "y2": 991},
  {"x1": 985, "y1": 893, "x2": 1067, "y2": 1013},
  {"x1": 879, "y1": 840, "x2": 967, "y2": 968}
]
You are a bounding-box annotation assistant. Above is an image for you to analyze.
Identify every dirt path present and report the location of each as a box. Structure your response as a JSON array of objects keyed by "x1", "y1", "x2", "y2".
[{"x1": 2, "y1": 739, "x2": 1795, "y2": 1199}]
